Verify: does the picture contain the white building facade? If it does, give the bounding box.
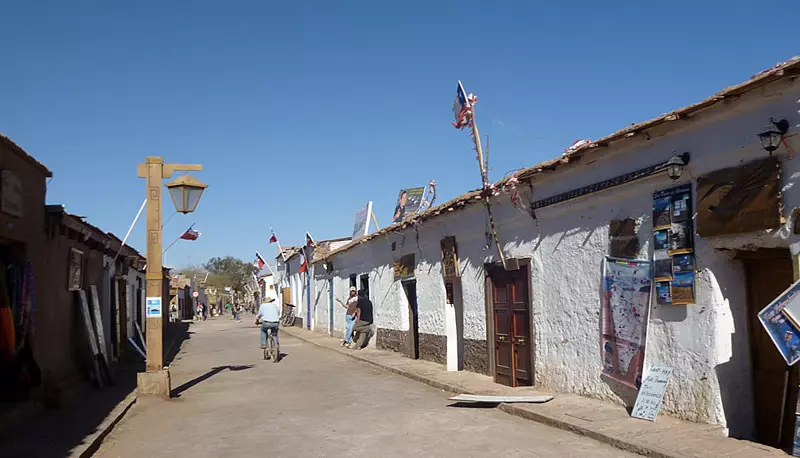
[300,59,800,447]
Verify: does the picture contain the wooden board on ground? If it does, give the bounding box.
[448,394,554,404]
[77,290,103,388]
[89,285,114,384]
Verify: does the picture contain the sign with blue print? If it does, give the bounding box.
[758,279,800,366]
[146,296,162,318]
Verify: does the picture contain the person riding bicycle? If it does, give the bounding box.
[256,297,281,354]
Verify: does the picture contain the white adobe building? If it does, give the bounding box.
[293,57,800,449]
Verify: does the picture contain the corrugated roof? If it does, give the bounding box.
[319,56,800,262]
[0,133,53,177]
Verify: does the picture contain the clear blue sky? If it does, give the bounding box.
[1,1,799,268]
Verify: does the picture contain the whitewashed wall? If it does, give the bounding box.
[310,77,800,437]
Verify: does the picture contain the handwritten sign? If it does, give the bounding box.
[631,365,673,421]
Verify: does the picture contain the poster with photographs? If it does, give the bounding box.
[656,282,672,305]
[668,221,693,255]
[671,271,695,305]
[672,254,694,274]
[654,251,672,282]
[653,196,671,230]
[652,185,695,305]
[392,187,425,223]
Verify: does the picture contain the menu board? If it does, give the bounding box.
[631,365,673,421]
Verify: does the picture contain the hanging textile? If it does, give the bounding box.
[0,262,13,361]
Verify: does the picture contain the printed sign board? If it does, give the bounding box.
[392,187,425,223]
[696,157,781,237]
[760,279,800,365]
[146,296,162,318]
[631,365,673,421]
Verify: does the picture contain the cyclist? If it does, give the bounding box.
[256,297,281,356]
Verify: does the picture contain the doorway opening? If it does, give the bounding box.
[487,263,533,387]
[360,274,370,299]
[743,249,798,450]
[403,280,420,360]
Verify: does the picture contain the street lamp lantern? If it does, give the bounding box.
[165,174,208,214]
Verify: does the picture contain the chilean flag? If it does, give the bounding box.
[306,231,316,247]
[298,248,308,273]
[452,81,474,129]
[179,227,200,240]
[255,251,266,270]
[269,231,278,243]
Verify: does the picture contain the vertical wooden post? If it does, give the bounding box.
[145,156,164,372]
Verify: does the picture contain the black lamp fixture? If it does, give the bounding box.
[665,152,691,180]
[758,118,790,154]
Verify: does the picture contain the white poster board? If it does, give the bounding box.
[352,201,373,240]
[146,296,162,318]
[631,365,673,421]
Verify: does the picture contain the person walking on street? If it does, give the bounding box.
[351,290,374,350]
[335,286,359,347]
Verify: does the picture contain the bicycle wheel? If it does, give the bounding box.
[263,344,268,360]
[270,336,279,363]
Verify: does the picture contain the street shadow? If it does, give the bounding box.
[171,365,254,398]
[165,321,192,366]
[446,401,500,409]
[0,362,141,458]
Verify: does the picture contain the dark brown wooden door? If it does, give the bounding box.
[490,266,532,387]
[745,254,799,449]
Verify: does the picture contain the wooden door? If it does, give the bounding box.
[489,265,532,387]
[745,254,799,449]
[403,280,420,360]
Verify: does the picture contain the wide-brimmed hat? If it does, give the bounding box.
[349,286,356,292]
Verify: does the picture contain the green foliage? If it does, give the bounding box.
[203,256,257,292]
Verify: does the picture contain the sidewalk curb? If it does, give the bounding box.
[73,391,137,458]
[285,328,698,458]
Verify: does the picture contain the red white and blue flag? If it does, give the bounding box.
[298,248,308,273]
[305,231,316,247]
[254,251,266,270]
[452,81,476,129]
[179,227,200,240]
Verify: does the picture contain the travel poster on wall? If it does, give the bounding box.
[654,251,672,282]
[601,257,653,390]
[671,271,695,305]
[653,196,671,230]
[352,201,373,240]
[759,279,800,365]
[656,282,672,305]
[392,187,425,223]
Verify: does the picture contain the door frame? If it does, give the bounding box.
[402,279,420,359]
[484,258,535,385]
[328,278,335,335]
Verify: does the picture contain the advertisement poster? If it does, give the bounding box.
[759,279,800,366]
[601,257,653,390]
[672,254,694,274]
[653,196,671,230]
[352,201,373,240]
[392,187,425,223]
[671,271,695,305]
[654,251,672,282]
[656,282,672,305]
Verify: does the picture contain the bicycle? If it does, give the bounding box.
[281,304,296,327]
[263,326,280,363]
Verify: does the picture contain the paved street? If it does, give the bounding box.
[96,318,635,457]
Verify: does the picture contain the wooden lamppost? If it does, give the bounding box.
[136,156,207,397]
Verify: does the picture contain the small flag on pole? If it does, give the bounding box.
[255,252,266,270]
[179,227,201,240]
[269,231,278,243]
[306,231,316,247]
[452,81,476,129]
[298,249,308,273]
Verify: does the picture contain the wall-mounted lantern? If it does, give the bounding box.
[665,152,691,181]
[758,118,790,154]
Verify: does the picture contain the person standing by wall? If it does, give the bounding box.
[335,286,359,348]
[351,290,374,350]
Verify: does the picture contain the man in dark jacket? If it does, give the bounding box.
[351,290,374,350]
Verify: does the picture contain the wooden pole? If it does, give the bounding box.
[144,156,165,372]
[371,209,380,231]
[465,89,506,268]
